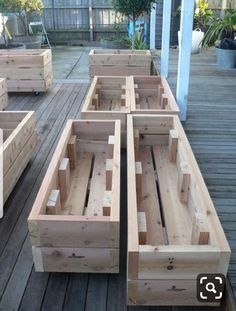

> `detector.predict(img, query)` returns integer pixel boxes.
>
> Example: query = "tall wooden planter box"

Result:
[130,76,179,115]
[0,49,53,92]
[81,76,130,131]
[28,119,121,273]
[89,50,152,77]
[0,78,8,110]
[2,111,37,203]
[127,114,230,306]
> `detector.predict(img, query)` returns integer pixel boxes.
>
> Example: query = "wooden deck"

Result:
[0,48,235,310]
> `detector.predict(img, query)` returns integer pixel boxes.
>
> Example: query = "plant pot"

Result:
[13,35,42,49]
[178,29,204,54]
[215,47,236,69]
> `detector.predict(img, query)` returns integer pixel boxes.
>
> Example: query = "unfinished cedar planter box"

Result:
[0,78,8,110]
[28,119,121,273]
[127,115,230,306]
[130,76,179,115]
[89,49,152,77]
[2,111,37,203]
[81,76,130,131]
[0,49,53,93]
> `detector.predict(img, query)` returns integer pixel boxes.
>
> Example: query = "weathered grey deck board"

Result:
[155,48,236,306]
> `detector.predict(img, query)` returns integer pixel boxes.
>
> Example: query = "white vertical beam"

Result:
[150,3,157,50]
[160,0,172,78]
[89,0,93,41]
[176,0,194,121]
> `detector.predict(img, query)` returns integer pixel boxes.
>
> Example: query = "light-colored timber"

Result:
[0,78,8,110]
[130,76,179,115]
[28,119,121,273]
[0,49,53,92]
[89,49,152,77]
[1,111,37,203]
[81,76,130,132]
[127,114,231,306]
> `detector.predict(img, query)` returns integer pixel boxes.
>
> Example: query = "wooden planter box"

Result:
[130,76,179,115]
[28,119,121,273]
[0,78,8,110]
[81,76,130,131]
[0,49,53,93]
[127,114,230,306]
[2,111,37,203]
[89,50,152,77]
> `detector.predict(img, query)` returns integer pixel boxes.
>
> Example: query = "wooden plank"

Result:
[135,162,142,205]
[32,247,119,273]
[58,158,70,202]
[86,153,106,217]
[106,159,113,191]
[139,146,164,245]
[67,135,77,170]
[138,212,147,245]
[64,153,93,216]
[46,190,61,215]
[177,161,191,203]
[191,212,210,245]
[169,129,178,162]
[153,145,192,244]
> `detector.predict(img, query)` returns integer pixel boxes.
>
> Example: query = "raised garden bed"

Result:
[0,49,53,93]
[89,49,152,77]
[130,76,179,115]
[28,119,121,273]
[2,111,37,203]
[81,76,130,131]
[127,114,230,306]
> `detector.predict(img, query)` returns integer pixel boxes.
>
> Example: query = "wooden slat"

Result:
[86,153,106,216]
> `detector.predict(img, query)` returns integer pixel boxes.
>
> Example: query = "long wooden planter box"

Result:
[2,111,37,203]
[89,49,152,77]
[81,76,130,131]
[130,76,179,115]
[0,49,53,92]
[127,114,230,306]
[28,119,121,273]
[0,78,8,110]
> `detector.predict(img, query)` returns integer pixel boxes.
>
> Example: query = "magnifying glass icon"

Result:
[206,282,217,294]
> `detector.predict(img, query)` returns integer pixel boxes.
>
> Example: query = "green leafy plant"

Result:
[112,0,155,49]
[194,0,213,29]
[0,0,43,36]
[202,8,236,47]
[120,32,148,49]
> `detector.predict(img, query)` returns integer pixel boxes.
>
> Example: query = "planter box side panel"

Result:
[32,246,119,273]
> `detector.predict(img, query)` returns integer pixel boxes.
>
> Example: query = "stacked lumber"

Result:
[130,76,179,115]
[0,49,53,92]
[2,111,37,203]
[28,119,121,273]
[81,76,130,131]
[0,78,8,110]
[127,114,230,306]
[89,50,152,77]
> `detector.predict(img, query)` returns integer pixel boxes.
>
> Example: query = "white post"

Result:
[150,3,157,50]
[176,0,194,121]
[160,0,172,78]
[89,0,93,41]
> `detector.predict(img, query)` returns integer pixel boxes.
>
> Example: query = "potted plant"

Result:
[177,0,213,54]
[202,8,236,68]
[112,0,155,49]
[0,0,43,49]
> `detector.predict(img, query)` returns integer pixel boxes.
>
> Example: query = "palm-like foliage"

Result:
[202,9,236,47]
